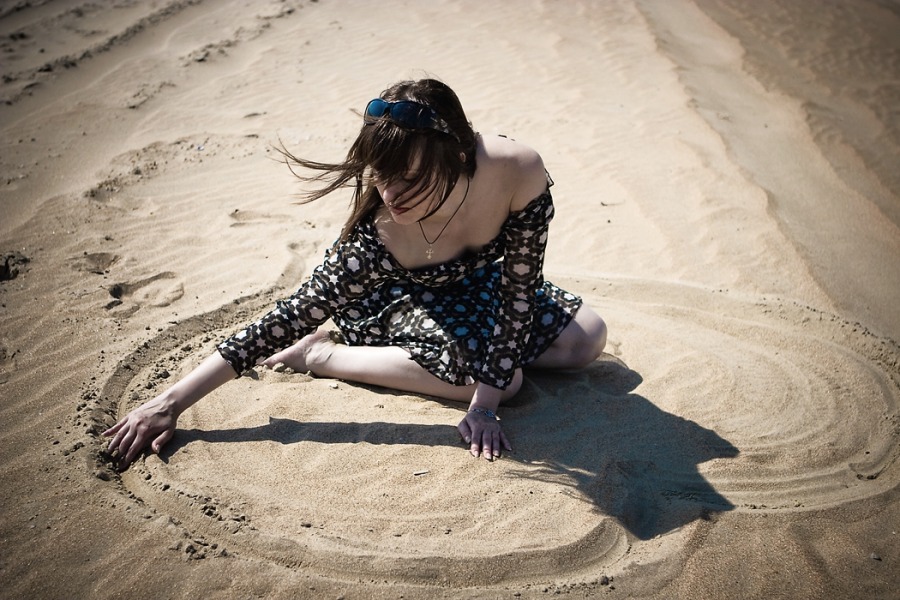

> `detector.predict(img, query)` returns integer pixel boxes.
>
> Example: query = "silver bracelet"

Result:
[468,407,499,420]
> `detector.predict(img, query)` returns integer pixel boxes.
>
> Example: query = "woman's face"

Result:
[372,153,439,225]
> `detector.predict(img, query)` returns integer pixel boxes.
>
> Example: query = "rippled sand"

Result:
[1,1,897,598]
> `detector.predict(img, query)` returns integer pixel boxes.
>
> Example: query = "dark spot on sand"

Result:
[1,251,29,281]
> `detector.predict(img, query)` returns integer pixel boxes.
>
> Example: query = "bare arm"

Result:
[455,141,550,460]
[103,352,237,469]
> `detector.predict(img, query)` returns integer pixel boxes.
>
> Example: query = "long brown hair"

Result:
[278,79,478,240]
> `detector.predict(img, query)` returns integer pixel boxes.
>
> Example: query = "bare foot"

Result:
[258,330,336,373]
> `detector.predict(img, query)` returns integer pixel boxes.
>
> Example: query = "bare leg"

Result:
[529,305,607,369]
[260,331,523,403]
[258,304,604,400]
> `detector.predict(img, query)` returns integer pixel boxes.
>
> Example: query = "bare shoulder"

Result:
[479,135,548,212]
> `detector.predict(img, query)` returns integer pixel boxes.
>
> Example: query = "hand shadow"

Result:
[159,354,738,541]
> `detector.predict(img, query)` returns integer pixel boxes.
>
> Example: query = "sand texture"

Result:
[1,1,898,599]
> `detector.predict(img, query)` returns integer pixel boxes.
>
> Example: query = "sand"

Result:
[1,1,898,598]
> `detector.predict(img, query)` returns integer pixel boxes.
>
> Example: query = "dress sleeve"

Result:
[479,188,555,389]
[217,238,355,376]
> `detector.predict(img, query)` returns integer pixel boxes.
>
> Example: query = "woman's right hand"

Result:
[103,395,179,470]
[102,352,238,470]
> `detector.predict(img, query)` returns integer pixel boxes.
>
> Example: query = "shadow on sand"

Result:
[510,356,739,540]
[163,355,738,540]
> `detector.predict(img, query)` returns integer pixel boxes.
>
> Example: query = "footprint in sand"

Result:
[87,278,900,586]
[68,252,119,274]
[105,271,184,313]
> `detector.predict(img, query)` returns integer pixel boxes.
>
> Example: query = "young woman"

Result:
[105,79,607,467]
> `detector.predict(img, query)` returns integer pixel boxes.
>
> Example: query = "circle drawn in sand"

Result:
[91,278,899,586]
[586,278,899,511]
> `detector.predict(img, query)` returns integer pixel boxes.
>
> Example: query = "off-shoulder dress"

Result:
[217,184,582,390]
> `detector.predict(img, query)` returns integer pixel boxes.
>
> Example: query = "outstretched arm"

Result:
[103,235,358,470]
[103,352,237,470]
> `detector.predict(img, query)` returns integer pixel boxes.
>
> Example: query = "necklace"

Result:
[418,177,470,259]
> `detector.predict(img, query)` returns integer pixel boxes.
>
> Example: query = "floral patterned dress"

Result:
[217,184,582,390]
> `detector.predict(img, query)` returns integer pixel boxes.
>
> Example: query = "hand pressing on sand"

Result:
[458,409,511,461]
[104,396,178,469]
[103,353,237,469]
[458,385,512,461]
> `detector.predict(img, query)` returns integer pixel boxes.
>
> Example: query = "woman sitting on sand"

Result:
[105,78,607,467]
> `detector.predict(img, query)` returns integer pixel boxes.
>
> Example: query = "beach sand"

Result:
[1,1,898,598]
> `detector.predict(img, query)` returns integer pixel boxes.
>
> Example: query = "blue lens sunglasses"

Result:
[364,98,458,141]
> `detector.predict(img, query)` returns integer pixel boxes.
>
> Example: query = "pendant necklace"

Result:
[419,177,470,259]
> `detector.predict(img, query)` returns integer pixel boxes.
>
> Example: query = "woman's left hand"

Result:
[457,409,512,461]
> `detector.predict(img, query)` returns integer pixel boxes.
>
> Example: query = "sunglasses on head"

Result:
[364,98,458,141]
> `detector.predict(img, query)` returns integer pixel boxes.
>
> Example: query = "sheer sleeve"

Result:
[217,238,365,376]
[479,187,555,389]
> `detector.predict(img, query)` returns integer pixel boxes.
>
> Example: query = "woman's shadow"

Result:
[163,355,738,541]
[508,356,739,540]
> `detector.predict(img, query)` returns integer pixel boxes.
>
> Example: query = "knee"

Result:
[594,316,608,355]
[499,369,524,403]
[573,315,607,367]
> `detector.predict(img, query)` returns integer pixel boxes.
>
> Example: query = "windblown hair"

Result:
[278,79,478,240]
